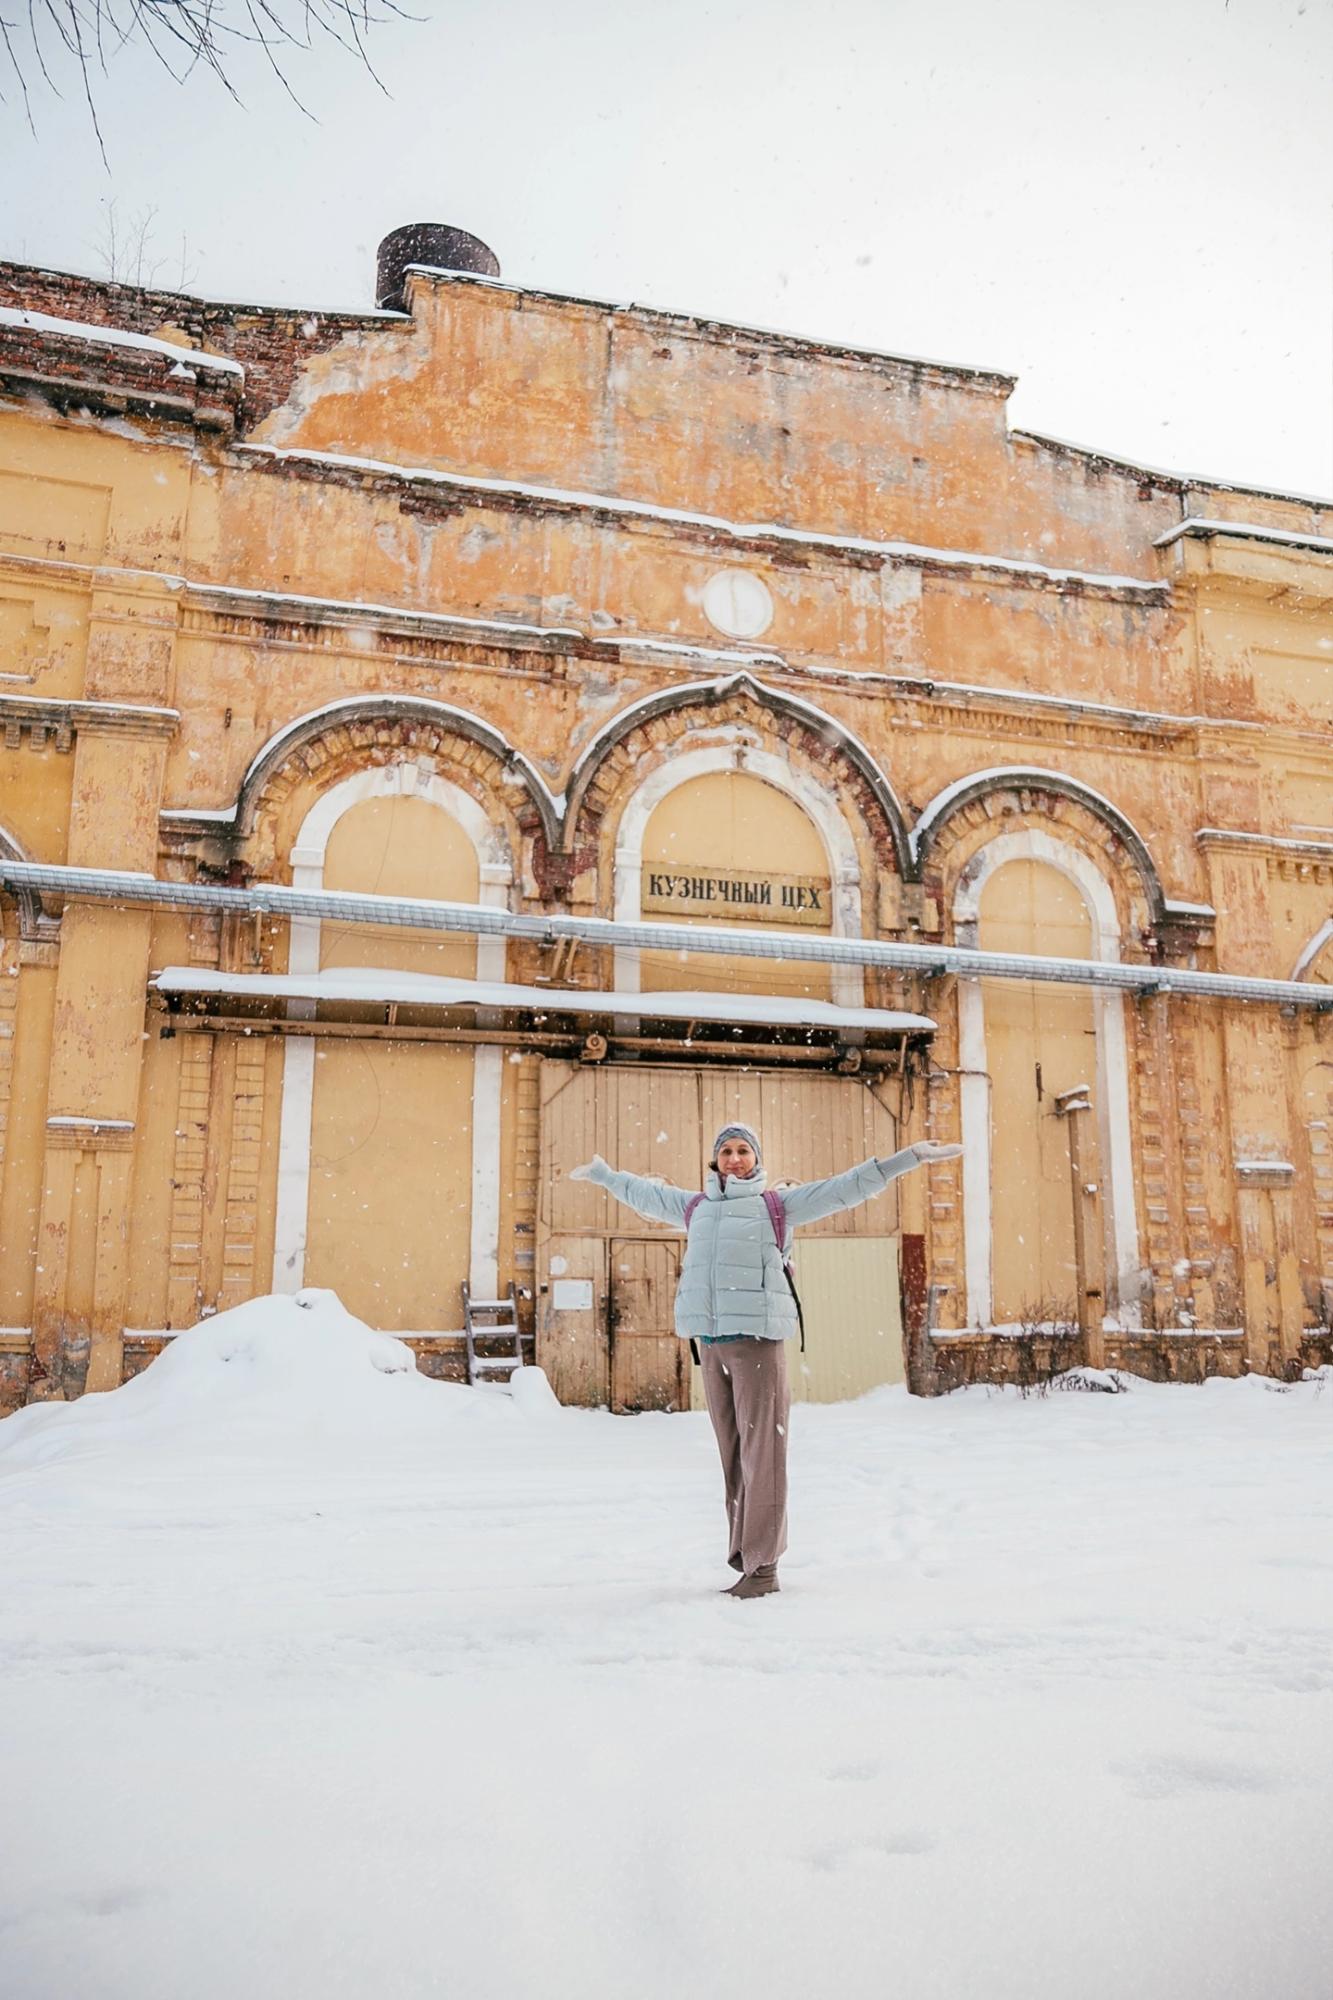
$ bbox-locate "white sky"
[1,0,1331,500]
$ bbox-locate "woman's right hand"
[567,1155,608,1182]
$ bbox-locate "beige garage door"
[787,1236,903,1401]
[304,793,478,1332]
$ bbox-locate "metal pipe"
[5,859,1331,1011]
[156,1011,908,1065]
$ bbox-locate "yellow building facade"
[1,226,1330,1411]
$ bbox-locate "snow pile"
[0,1289,543,1478]
[507,1362,562,1417]
[1048,1365,1130,1393]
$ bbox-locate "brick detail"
[166,1032,214,1328]
[248,720,527,877]
[572,694,899,874]
[1172,1028,1217,1326]
[1308,1099,1333,1288]
[218,1040,267,1311]
[923,990,965,1324]
[921,787,1154,947]
[511,1054,542,1335]
[0,260,395,434]
[1133,1001,1174,1323]
[0,914,18,1192]
[188,913,223,968]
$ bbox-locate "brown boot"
[725,1564,779,1599]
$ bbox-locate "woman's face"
[715,1137,758,1181]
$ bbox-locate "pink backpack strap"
[684,1193,705,1228]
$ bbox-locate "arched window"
[637,769,833,1002]
[612,745,864,1008]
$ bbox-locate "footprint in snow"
[1112,1752,1289,1800]
[74,1884,159,1918]
[810,1830,937,1869]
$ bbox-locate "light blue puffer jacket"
[587,1151,920,1342]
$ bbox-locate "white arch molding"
[611,742,866,1008]
[951,828,1142,1330]
[1293,917,1333,983]
[271,761,513,1308]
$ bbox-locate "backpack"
[682,1187,806,1361]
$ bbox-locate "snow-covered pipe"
[3,860,1331,1012]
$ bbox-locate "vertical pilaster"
[0,935,57,1344]
[86,1146,133,1392]
[0,916,18,1192]
[1308,1081,1333,1325]
[923,978,966,1329]
[1171,1019,1218,1331]
[34,1119,135,1394]
[1133,996,1174,1326]
[1203,831,1306,1368]
[31,578,177,1393]
[32,1141,77,1387]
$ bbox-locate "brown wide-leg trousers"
[699,1337,790,1574]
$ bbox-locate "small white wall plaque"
[553,1278,594,1311]
[702,569,774,640]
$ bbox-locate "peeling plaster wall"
[0,249,1331,1404]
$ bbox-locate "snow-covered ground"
[2,1292,1331,2000]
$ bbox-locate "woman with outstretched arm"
[567,1123,962,1599]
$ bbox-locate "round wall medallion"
[702,569,774,640]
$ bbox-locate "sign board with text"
[641,868,833,928]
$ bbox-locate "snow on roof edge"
[1154,517,1333,558]
[1017,429,1333,512]
[151,965,936,1034]
[236,443,1165,594]
[0,306,244,376]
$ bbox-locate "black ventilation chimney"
[375,224,501,310]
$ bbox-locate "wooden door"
[610,1237,685,1413]
[538,1062,699,1408]
[537,1235,608,1407]
[698,1071,901,1235]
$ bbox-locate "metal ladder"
[462,1282,524,1385]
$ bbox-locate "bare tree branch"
[1,0,412,148]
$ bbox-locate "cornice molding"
[0,315,240,434]
[233,443,1169,604]
[1197,828,1333,861]
[0,693,179,747]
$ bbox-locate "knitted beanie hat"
[711,1122,762,1170]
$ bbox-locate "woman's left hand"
[908,1141,964,1164]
